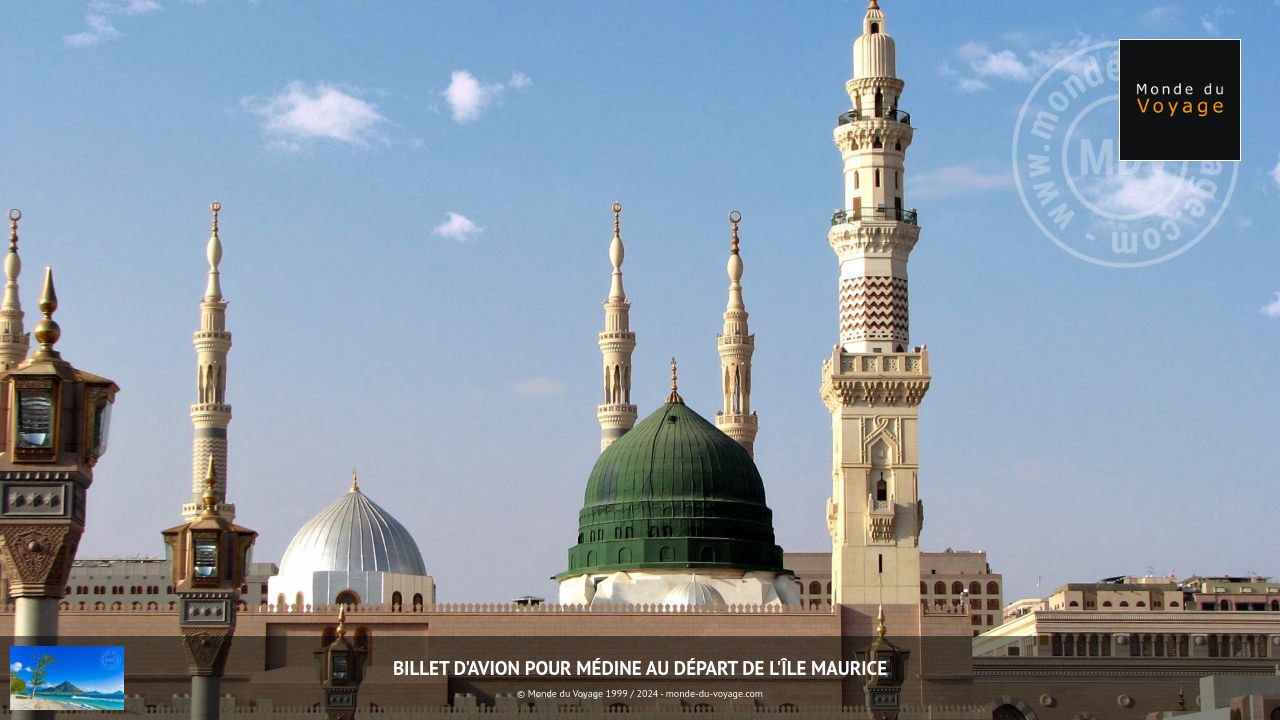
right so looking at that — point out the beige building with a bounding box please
[2,558,277,610]
[787,550,1003,634]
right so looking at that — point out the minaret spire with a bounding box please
[185,201,235,521]
[715,211,758,456]
[596,202,638,452]
[0,210,30,370]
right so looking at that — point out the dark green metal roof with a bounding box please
[560,401,785,579]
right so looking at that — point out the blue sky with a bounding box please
[0,1,1276,603]
[9,646,124,693]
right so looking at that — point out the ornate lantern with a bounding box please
[314,605,368,720]
[0,265,117,640]
[855,606,910,720]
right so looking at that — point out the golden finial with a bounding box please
[7,209,19,253]
[728,210,742,255]
[335,604,347,638]
[875,604,886,640]
[210,201,221,236]
[666,357,684,404]
[31,266,60,359]
[200,455,218,514]
[612,202,622,237]
[868,0,879,9]
[350,468,360,493]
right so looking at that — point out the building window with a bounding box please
[810,582,822,595]
[970,581,981,595]
[987,581,999,595]
[934,581,945,595]
[875,169,881,186]
[854,172,859,189]
[952,582,964,594]
[1119,601,1129,607]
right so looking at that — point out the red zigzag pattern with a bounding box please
[839,276,909,344]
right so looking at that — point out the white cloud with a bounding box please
[1270,155,1280,190]
[1200,5,1232,36]
[938,61,990,94]
[433,212,483,242]
[64,14,121,46]
[1262,292,1280,319]
[940,34,1100,90]
[1082,164,1212,219]
[442,70,531,123]
[1138,5,1178,28]
[909,164,1011,197]
[241,82,386,149]
[10,662,21,672]
[513,377,565,398]
[90,0,162,14]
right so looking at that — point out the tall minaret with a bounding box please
[822,0,930,607]
[0,210,30,371]
[184,202,235,521]
[715,210,758,456]
[596,202,638,452]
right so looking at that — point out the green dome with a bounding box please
[560,400,785,578]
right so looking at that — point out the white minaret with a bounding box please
[0,210,30,371]
[184,202,235,521]
[596,202,638,452]
[823,0,930,607]
[715,211,758,456]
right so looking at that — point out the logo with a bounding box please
[100,647,122,671]
[1012,41,1237,268]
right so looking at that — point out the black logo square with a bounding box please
[1119,39,1240,161]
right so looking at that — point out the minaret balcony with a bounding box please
[837,107,911,126]
[832,206,918,227]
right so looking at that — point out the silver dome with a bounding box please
[662,576,726,608]
[278,486,427,577]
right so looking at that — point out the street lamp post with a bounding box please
[315,605,368,720]
[0,263,118,720]
[161,458,257,720]
[857,606,911,720]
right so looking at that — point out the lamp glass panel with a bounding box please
[193,540,218,578]
[16,389,54,448]
[332,653,349,680]
[92,399,112,457]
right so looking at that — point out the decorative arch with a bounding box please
[952,581,964,594]
[970,581,981,594]
[412,593,424,611]
[618,547,632,564]
[391,591,403,611]
[334,590,360,609]
[934,581,946,595]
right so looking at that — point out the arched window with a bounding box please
[875,168,881,185]
[876,477,887,502]
[618,547,632,564]
[412,593,424,612]
[934,581,946,595]
[809,581,822,595]
[1219,600,1229,610]
[392,591,403,611]
[1119,601,1129,607]
[1069,601,1079,607]
[952,582,964,595]
[659,546,673,562]
[1102,601,1112,607]
[354,627,372,660]
[992,704,1026,720]
[826,582,832,595]
[586,551,597,566]
[986,581,999,595]
[1136,601,1146,607]
[1269,706,1280,720]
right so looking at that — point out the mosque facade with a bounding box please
[0,3,1276,719]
